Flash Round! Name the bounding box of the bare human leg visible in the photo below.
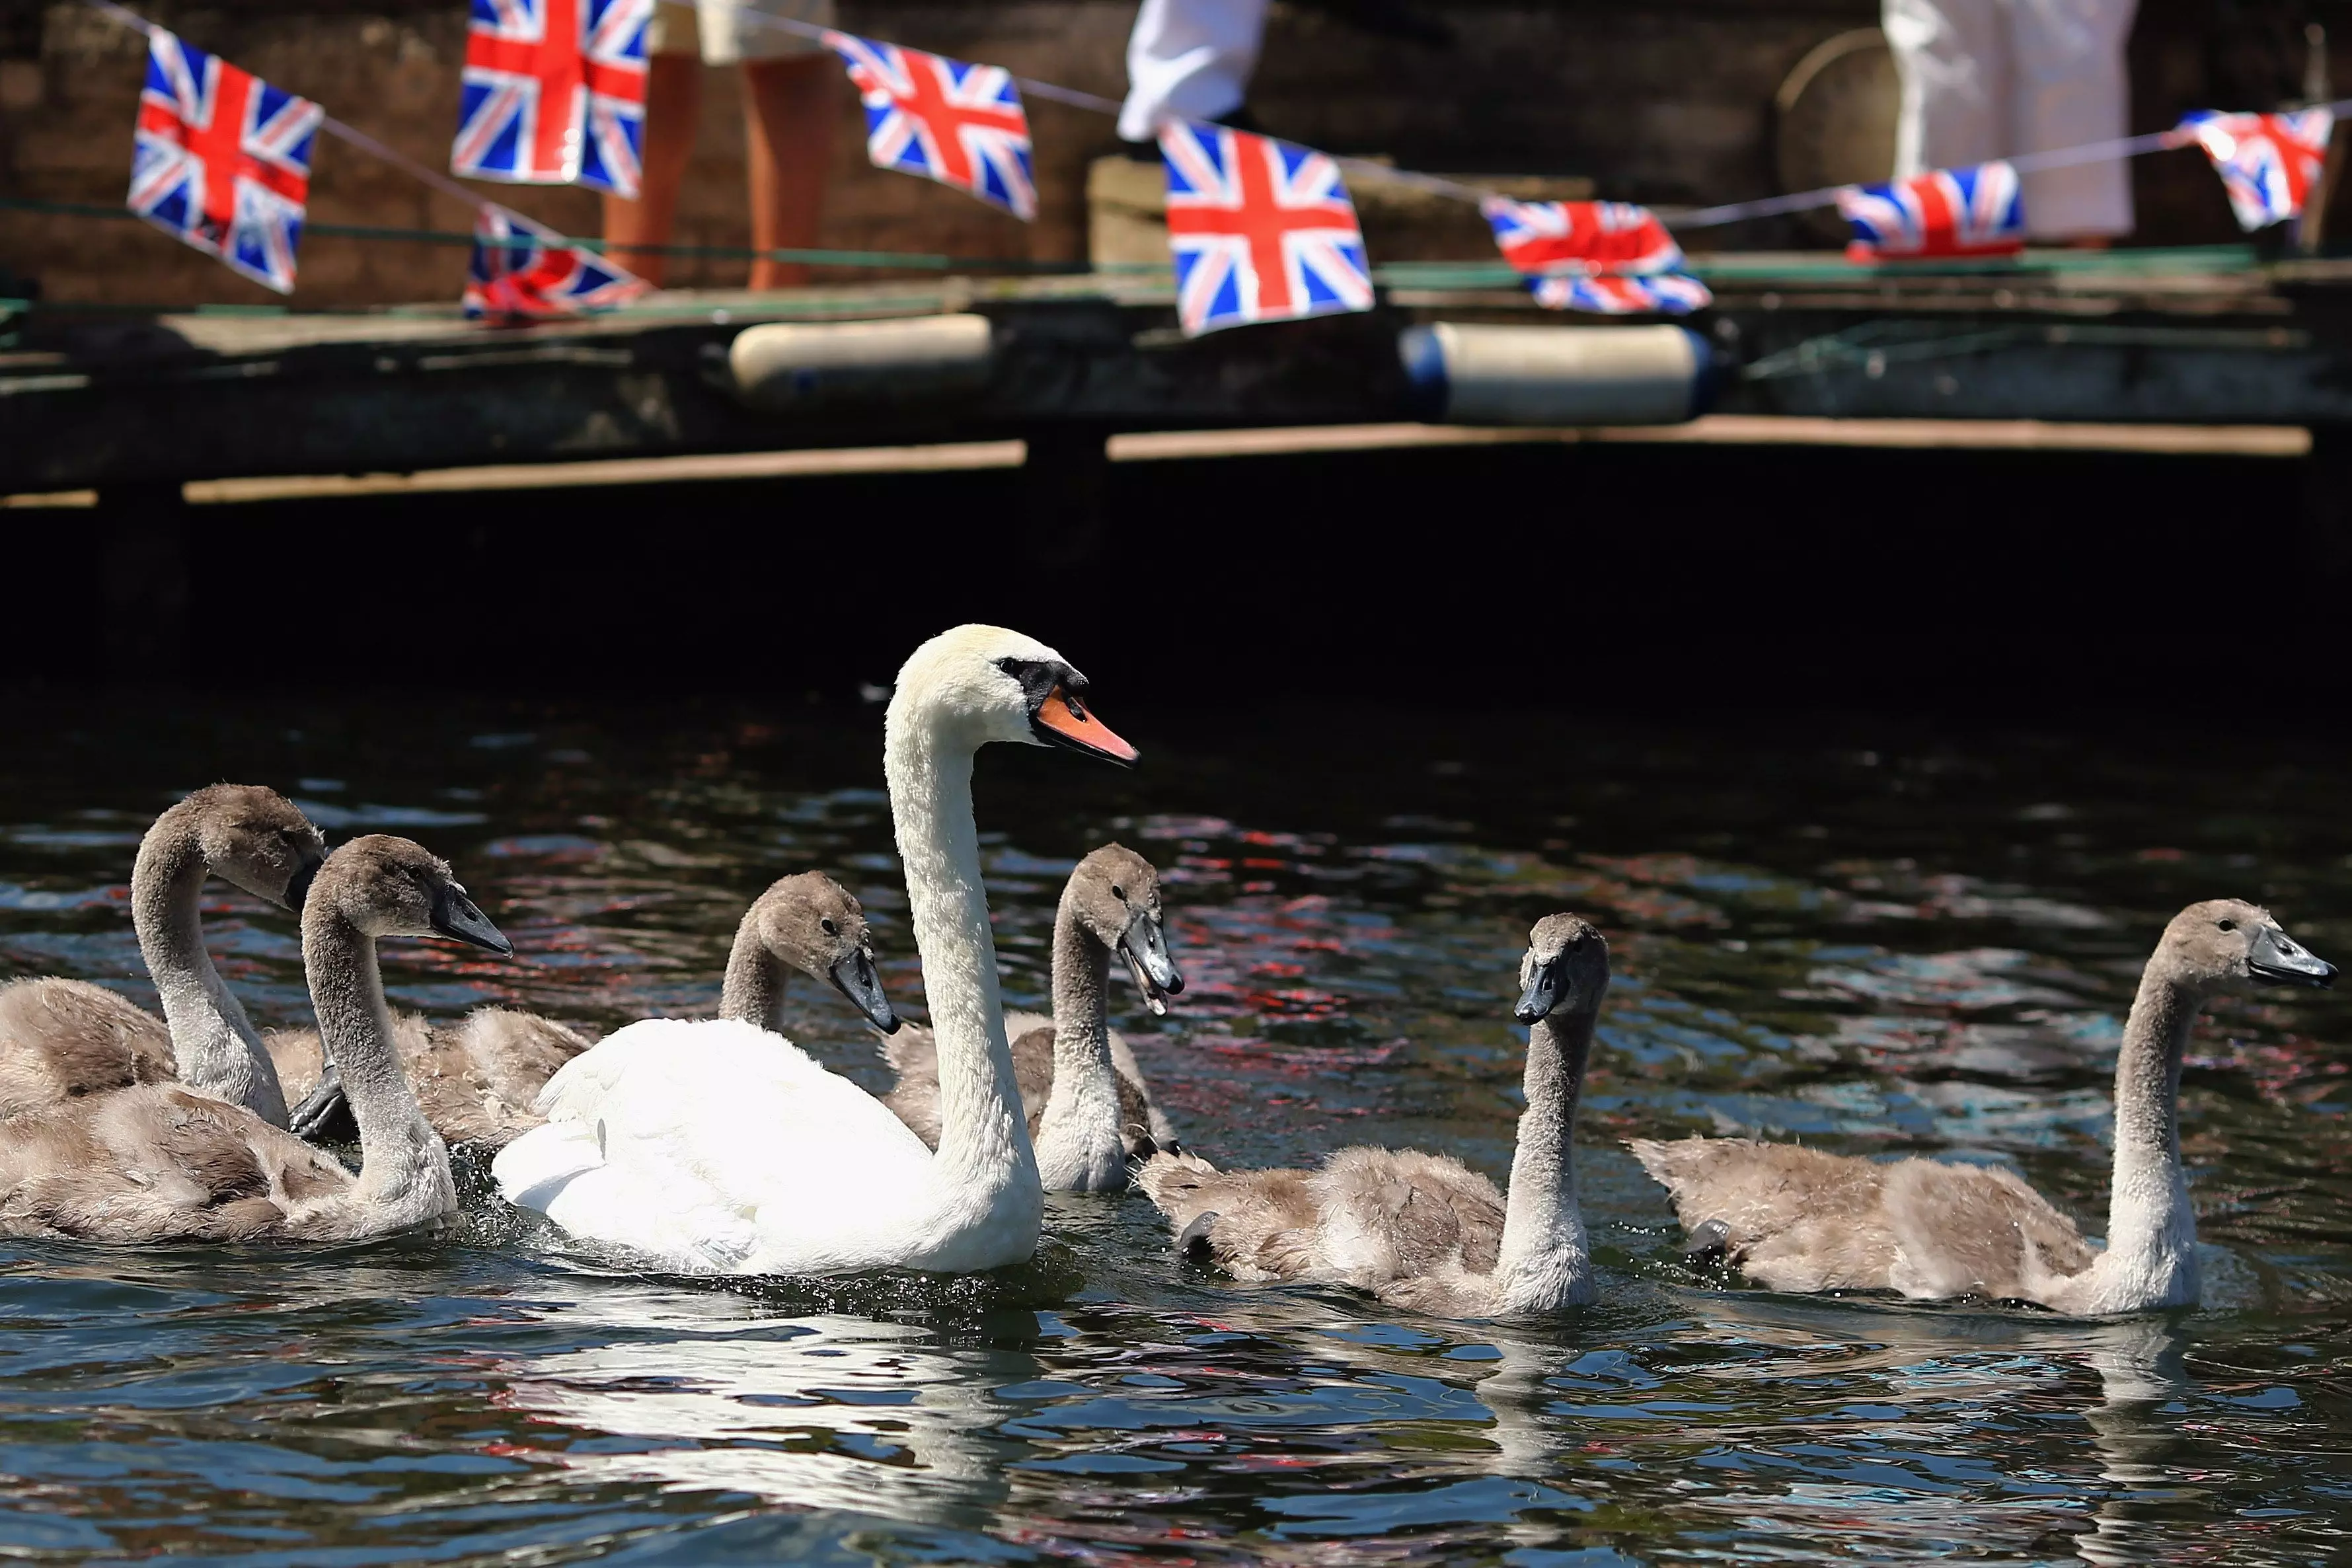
[742,54,837,289]
[601,52,704,287]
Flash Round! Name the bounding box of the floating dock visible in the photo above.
[3,248,2349,496]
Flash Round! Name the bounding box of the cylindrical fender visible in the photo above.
[728,314,995,412]
[1399,322,1713,426]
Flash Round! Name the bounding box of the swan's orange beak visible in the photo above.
[1033,686,1138,766]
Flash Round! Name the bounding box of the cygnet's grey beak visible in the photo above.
[283,850,325,915]
[1515,954,1565,1024]
[430,884,513,955]
[1119,913,1184,1017]
[831,949,900,1033]
[2248,926,2336,988]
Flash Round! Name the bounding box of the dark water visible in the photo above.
[2,694,2348,1565]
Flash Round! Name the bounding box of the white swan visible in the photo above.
[492,625,1139,1275]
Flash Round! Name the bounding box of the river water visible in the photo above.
[1,694,2346,1565]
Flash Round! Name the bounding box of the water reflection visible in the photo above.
[0,700,2347,1561]
[499,1286,1017,1518]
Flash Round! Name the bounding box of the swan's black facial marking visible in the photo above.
[995,657,1082,716]
[999,656,1137,766]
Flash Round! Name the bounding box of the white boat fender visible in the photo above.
[728,313,995,412]
[1398,322,1715,426]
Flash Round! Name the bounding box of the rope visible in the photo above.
[0,194,1101,272]
[59,0,2340,280]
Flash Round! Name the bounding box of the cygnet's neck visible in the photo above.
[1034,887,1125,1190]
[2094,965,2201,1304]
[132,817,289,1127]
[717,914,792,1034]
[1494,1003,1599,1312]
[304,909,445,1212]
[883,701,1041,1235]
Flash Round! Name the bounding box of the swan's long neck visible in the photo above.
[1494,1004,1599,1312]
[884,710,1041,1232]
[2096,968,2200,1304]
[1034,889,1125,1189]
[717,918,790,1034]
[305,912,445,1208]
[132,820,289,1127]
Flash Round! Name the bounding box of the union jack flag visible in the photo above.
[1530,272,1713,315]
[453,0,649,198]
[2181,109,2333,230]
[1837,160,2025,260]
[463,207,649,320]
[823,32,1036,220]
[1483,198,1685,277]
[1159,121,1373,336]
[128,30,321,295]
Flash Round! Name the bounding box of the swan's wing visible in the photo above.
[0,979,176,1118]
[1137,1151,1324,1283]
[1880,1157,2095,1302]
[403,1008,594,1146]
[502,1018,942,1274]
[1627,1137,1900,1292]
[0,1084,349,1244]
[1310,1147,1506,1287]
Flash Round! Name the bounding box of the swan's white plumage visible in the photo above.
[494,1017,960,1275]
[492,624,1075,1279]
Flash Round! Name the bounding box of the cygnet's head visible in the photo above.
[303,835,512,955]
[746,871,898,1032]
[1065,843,1184,1016]
[1515,914,1611,1024]
[2155,899,2334,992]
[171,784,329,912]
[888,624,1137,766]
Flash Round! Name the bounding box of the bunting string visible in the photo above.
[45,0,2352,323]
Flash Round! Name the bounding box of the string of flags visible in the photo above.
[101,0,2348,330]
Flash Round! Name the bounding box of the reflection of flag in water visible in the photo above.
[1482,198,1685,276]
[1837,161,2024,259]
[1531,273,1712,315]
[453,0,650,196]
[823,32,1036,219]
[463,207,649,319]
[1159,121,1374,336]
[128,30,321,294]
[2181,109,2333,230]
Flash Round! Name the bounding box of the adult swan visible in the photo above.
[492,626,1139,1275]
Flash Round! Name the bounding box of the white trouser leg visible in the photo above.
[1885,0,2008,179]
[2009,0,2138,237]
[1118,0,1270,142]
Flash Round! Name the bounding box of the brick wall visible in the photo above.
[0,0,2324,309]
